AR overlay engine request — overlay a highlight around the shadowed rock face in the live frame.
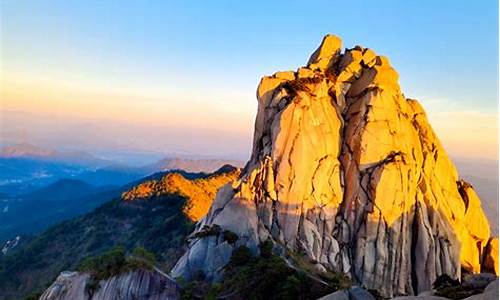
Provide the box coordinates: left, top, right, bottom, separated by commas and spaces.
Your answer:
171, 34, 497, 298
39, 270, 179, 300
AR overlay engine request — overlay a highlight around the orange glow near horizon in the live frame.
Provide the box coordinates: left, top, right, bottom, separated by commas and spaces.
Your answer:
1, 75, 256, 134
1, 75, 498, 161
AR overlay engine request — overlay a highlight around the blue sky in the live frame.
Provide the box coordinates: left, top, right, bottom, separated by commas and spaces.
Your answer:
1, 0, 498, 160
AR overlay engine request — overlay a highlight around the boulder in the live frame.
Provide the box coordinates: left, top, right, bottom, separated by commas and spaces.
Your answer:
392, 296, 448, 300
317, 286, 375, 300
317, 290, 349, 300
349, 287, 376, 300
39, 271, 89, 300
462, 273, 496, 290
463, 279, 499, 300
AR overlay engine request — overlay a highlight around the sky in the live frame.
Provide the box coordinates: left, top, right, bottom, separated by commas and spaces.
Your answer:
1, 0, 498, 162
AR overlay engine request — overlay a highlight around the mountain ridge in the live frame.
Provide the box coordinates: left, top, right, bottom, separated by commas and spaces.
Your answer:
0, 166, 238, 300
0, 143, 109, 167
0, 179, 121, 240
122, 165, 240, 221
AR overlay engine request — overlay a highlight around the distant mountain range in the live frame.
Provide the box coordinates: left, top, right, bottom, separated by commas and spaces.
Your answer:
0, 144, 116, 195
0, 144, 244, 195
461, 175, 499, 236
454, 157, 499, 235
0, 143, 110, 167
0, 179, 121, 240
0, 143, 245, 172
144, 157, 244, 174
0, 144, 246, 248
0, 166, 236, 299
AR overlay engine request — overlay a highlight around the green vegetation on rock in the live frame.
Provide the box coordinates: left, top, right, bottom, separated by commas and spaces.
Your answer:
77, 246, 157, 295
78, 246, 155, 279
0, 193, 195, 300
222, 230, 239, 244
433, 274, 495, 300
192, 224, 221, 239
180, 241, 351, 300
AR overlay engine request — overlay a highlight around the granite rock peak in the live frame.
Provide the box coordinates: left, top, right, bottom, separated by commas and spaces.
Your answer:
171, 34, 497, 298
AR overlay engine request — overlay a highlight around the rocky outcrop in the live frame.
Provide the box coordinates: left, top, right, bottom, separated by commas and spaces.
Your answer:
482, 237, 499, 275
39, 271, 90, 300
319, 276, 500, 300
318, 286, 375, 300
463, 279, 499, 300
39, 269, 179, 300
171, 34, 497, 298
392, 296, 449, 300
122, 165, 240, 221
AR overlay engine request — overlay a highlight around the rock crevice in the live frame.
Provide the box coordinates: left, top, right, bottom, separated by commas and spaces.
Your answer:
171, 34, 497, 298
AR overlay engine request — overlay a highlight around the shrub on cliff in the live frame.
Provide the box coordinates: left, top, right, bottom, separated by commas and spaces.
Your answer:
181, 241, 349, 300
78, 246, 157, 295
222, 230, 239, 244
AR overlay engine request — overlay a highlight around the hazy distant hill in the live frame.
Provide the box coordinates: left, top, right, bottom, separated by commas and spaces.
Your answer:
454, 157, 499, 181
0, 144, 245, 196
0, 166, 236, 300
75, 164, 148, 186
0, 143, 109, 167
0, 144, 115, 195
0, 157, 241, 240
454, 157, 499, 235
0, 179, 120, 240
0, 158, 89, 195
461, 175, 499, 235
145, 157, 244, 174
74, 157, 244, 186
0, 145, 142, 195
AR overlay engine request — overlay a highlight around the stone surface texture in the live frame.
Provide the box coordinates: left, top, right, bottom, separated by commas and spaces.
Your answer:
317, 286, 375, 300
171, 34, 498, 298
39, 269, 179, 300
482, 237, 499, 275
463, 279, 499, 300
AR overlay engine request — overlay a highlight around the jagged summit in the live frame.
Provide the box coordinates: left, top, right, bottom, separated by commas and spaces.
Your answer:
172, 34, 497, 297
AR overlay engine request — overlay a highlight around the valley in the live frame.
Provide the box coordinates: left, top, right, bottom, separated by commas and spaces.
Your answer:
0, 165, 238, 299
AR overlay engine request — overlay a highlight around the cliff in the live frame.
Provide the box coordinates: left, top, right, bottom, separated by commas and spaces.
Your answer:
39, 269, 179, 300
171, 34, 498, 298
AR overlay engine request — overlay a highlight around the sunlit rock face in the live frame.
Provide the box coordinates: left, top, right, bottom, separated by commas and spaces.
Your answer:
483, 237, 499, 275
171, 34, 496, 297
